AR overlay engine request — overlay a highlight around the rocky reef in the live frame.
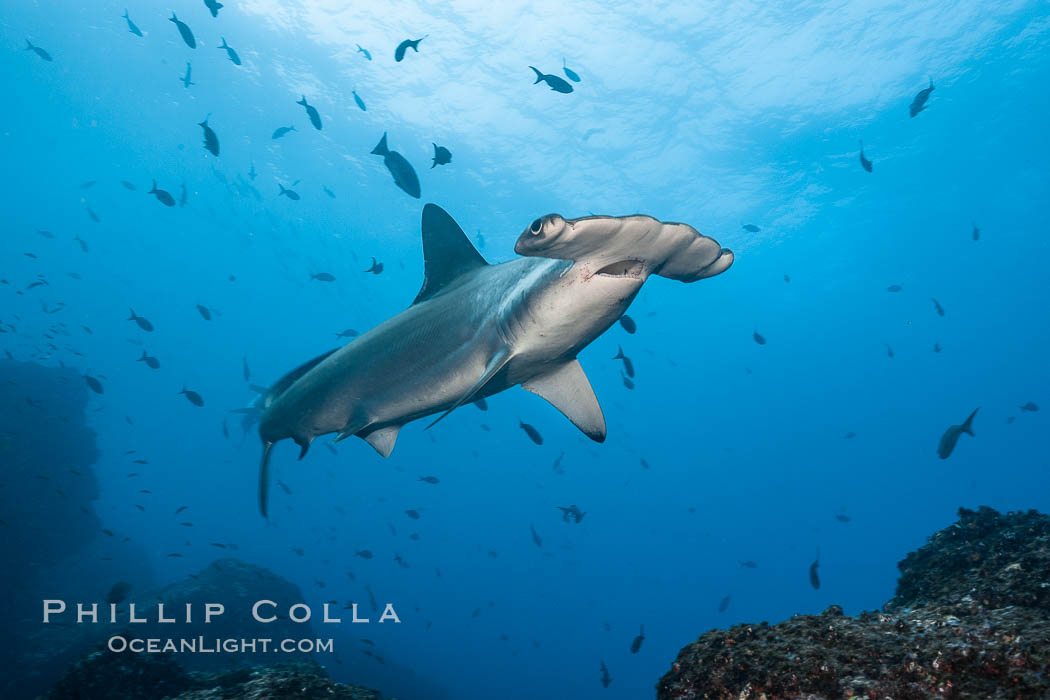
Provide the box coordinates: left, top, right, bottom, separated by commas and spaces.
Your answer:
48, 654, 390, 700
657, 506, 1050, 699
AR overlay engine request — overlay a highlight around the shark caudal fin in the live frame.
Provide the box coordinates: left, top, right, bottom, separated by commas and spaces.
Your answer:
961, 407, 979, 436
259, 441, 273, 517
413, 203, 489, 303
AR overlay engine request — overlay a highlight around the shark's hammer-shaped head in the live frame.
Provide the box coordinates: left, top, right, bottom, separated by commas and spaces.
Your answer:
514, 213, 733, 282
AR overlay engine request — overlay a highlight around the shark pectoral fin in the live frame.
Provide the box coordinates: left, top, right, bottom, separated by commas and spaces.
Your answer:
259, 441, 274, 518
523, 360, 606, 442
361, 425, 401, 458
426, 347, 513, 430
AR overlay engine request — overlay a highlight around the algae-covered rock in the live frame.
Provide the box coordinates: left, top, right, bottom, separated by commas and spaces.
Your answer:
658, 506, 1050, 699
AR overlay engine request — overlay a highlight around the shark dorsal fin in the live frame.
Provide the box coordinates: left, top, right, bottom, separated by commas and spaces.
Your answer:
414, 204, 488, 304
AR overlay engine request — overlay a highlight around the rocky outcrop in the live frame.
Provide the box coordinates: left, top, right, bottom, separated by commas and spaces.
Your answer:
657, 506, 1050, 699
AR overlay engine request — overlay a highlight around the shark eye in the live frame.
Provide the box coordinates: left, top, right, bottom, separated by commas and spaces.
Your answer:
530, 219, 542, 234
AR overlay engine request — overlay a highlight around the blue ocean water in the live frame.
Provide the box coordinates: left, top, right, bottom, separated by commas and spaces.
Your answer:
2, 1, 1049, 698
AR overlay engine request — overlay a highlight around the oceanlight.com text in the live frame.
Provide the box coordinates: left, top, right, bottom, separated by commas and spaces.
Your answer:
106, 636, 334, 654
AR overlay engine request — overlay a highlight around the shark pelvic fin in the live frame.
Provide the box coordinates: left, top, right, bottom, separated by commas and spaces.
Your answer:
523, 359, 606, 442
361, 425, 402, 458
258, 441, 274, 518
413, 204, 489, 304
426, 347, 513, 430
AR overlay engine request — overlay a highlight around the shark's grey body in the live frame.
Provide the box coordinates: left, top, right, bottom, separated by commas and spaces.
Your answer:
257, 204, 732, 515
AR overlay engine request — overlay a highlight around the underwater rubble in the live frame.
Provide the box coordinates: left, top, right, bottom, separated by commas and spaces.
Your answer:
657, 506, 1050, 699
48, 655, 390, 700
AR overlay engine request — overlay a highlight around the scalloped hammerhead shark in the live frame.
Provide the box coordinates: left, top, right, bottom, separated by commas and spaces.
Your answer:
256, 204, 733, 516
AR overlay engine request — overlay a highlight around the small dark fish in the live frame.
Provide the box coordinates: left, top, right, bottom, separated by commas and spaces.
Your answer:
529, 66, 573, 93
218, 37, 240, 65
178, 183, 188, 208
197, 117, 220, 157
1019, 402, 1039, 413
742, 223, 760, 233
931, 298, 945, 316
84, 375, 104, 394
272, 125, 296, 139
355, 550, 374, 559
405, 509, 421, 519
519, 420, 543, 445
562, 58, 580, 82
25, 40, 52, 62
618, 315, 636, 334
80, 180, 96, 189
613, 345, 634, 377
753, 330, 766, 345
395, 36, 426, 62
323, 185, 335, 198
196, 304, 212, 320
120, 180, 137, 191
431, 144, 451, 168
122, 10, 143, 37
844, 431, 856, 439
630, 625, 645, 654
311, 272, 336, 282
353, 90, 367, 111
834, 513, 852, 523
809, 551, 821, 589
418, 475, 440, 484
972, 221, 980, 241
371, 133, 421, 198
203, 0, 223, 18
137, 351, 160, 369
297, 96, 322, 130
530, 523, 542, 548
599, 660, 611, 688
784, 274, 791, 282
180, 386, 204, 407
718, 595, 731, 612
86, 204, 100, 223
278, 183, 300, 200
335, 328, 359, 338
148, 180, 175, 206
168, 13, 196, 49
909, 78, 934, 118
933, 343, 942, 353
739, 560, 758, 569
106, 581, 132, 605
181, 62, 194, 88
357, 44, 371, 60
887, 284, 902, 292
937, 407, 979, 459
640, 458, 649, 470
859, 140, 873, 173
886, 344, 895, 358
127, 308, 154, 331
365, 257, 384, 274
242, 357, 251, 382
473, 397, 488, 411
